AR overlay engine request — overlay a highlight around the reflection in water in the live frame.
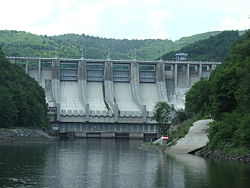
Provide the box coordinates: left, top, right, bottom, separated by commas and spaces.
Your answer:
0, 140, 50, 187
207, 159, 250, 188
166, 153, 208, 188
0, 139, 250, 188
41, 139, 163, 188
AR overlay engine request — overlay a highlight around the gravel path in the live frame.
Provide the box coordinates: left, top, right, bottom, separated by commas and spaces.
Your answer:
167, 119, 213, 154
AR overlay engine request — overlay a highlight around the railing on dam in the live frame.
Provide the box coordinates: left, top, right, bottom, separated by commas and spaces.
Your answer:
6, 56, 221, 135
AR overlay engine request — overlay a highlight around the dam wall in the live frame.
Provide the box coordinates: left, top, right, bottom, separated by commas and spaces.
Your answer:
8, 57, 220, 136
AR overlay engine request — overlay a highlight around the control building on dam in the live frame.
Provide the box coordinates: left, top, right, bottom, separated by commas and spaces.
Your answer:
7, 56, 221, 138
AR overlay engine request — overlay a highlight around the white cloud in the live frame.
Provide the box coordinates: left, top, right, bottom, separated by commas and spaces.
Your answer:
30, 0, 130, 36
0, 0, 249, 40
220, 15, 250, 31
148, 10, 171, 39
0, 0, 54, 31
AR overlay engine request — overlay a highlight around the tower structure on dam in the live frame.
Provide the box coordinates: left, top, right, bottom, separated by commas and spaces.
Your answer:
7, 57, 221, 138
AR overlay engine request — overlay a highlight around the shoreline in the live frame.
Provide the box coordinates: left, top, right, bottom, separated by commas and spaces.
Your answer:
139, 142, 250, 162
2, 128, 249, 162
138, 142, 166, 152
0, 128, 58, 141
194, 148, 250, 162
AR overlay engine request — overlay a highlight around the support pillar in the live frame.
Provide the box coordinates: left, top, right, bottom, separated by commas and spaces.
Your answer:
131, 61, 145, 121
211, 65, 217, 71
156, 61, 168, 102
156, 61, 165, 82
56, 103, 60, 122
104, 61, 112, 81
199, 64, 202, 78
104, 61, 118, 122
52, 59, 60, 122
38, 59, 41, 84
142, 105, 147, 123
174, 63, 178, 88
85, 104, 89, 122
78, 60, 86, 80
25, 63, 29, 74
78, 60, 89, 120
52, 59, 60, 80
186, 63, 190, 88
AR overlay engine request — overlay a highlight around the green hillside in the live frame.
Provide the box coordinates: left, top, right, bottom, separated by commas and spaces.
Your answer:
174, 31, 222, 49
0, 47, 49, 129
185, 30, 250, 153
0, 30, 222, 60
161, 31, 243, 61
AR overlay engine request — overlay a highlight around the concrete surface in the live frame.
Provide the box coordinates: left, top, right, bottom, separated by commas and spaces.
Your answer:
167, 119, 213, 154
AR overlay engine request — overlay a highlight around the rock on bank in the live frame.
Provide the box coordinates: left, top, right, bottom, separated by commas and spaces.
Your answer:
0, 128, 53, 139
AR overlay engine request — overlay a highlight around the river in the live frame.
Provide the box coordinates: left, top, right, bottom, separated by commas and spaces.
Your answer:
0, 139, 250, 188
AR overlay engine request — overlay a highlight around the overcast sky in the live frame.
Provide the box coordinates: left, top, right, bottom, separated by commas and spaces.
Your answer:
0, 0, 249, 40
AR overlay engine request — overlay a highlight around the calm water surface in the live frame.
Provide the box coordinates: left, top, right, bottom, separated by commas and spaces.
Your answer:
0, 139, 250, 188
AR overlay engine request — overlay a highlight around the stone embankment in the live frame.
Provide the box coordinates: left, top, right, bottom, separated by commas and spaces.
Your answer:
195, 148, 250, 162
0, 128, 54, 139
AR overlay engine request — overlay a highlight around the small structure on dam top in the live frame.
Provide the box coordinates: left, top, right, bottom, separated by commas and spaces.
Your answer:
7, 56, 221, 138
175, 53, 188, 61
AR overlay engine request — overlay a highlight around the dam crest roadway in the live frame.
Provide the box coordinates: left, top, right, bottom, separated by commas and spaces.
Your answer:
7, 56, 221, 139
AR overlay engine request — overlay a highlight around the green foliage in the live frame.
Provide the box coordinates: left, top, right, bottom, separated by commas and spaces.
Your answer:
209, 63, 240, 120
185, 78, 211, 115
208, 112, 250, 152
0, 30, 228, 61
0, 30, 174, 60
0, 86, 18, 127
152, 101, 173, 134
208, 31, 250, 120
0, 47, 49, 129
184, 30, 250, 152
172, 111, 193, 125
174, 31, 222, 48
162, 31, 243, 61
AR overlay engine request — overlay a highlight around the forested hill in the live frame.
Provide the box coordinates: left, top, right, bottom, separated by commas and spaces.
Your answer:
0, 30, 221, 60
185, 30, 250, 153
0, 48, 49, 129
161, 31, 243, 61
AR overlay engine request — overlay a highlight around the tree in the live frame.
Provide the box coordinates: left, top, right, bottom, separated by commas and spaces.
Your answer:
184, 30, 250, 151
209, 63, 240, 120
152, 101, 173, 135
0, 47, 49, 129
185, 78, 211, 115
209, 31, 250, 150
0, 86, 18, 128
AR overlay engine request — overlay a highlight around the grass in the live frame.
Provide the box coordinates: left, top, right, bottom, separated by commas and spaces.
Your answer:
168, 114, 203, 144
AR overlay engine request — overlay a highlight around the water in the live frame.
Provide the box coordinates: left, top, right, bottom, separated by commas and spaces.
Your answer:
0, 139, 250, 188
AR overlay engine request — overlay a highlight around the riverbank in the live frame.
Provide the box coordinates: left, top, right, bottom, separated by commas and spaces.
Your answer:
0, 128, 57, 140
195, 148, 250, 162
139, 142, 166, 152
141, 118, 250, 162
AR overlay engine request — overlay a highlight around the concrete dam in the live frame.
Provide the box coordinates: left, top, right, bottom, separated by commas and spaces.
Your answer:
8, 57, 220, 138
